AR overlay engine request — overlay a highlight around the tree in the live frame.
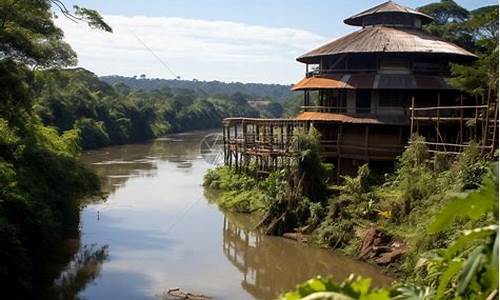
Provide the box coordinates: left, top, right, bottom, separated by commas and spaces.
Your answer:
418, 1, 499, 119
0, 0, 111, 68
0, 1, 109, 296
266, 102, 284, 118
418, 0, 474, 50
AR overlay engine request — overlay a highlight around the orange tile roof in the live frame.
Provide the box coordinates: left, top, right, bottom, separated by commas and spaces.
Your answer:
295, 112, 408, 125
291, 75, 354, 90
292, 74, 453, 90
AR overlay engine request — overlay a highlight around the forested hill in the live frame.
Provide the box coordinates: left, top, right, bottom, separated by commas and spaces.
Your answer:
34, 68, 265, 149
100, 75, 294, 103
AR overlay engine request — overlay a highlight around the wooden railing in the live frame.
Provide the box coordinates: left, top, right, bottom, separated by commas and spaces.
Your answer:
305, 68, 377, 78
301, 106, 347, 113
409, 97, 498, 156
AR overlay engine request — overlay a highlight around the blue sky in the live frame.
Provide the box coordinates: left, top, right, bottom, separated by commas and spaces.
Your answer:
57, 0, 497, 84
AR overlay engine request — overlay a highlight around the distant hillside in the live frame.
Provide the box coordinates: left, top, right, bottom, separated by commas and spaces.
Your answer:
100, 76, 295, 103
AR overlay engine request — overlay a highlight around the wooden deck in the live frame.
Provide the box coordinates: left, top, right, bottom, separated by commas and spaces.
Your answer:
222, 97, 498, 173
223, 118, 310, 171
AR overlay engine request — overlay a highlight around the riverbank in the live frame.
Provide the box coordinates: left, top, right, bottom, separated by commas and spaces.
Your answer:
33, 68, 275, 151
38, 131, 393, 299
203, 135, 496, 283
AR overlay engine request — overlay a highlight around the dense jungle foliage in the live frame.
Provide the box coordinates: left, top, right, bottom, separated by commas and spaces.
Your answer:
100, 75, 294, 103
0, 0, 109, 297
0, 1, 291, 296
204, 3, 500, 294
33, 68, 263, 149
204, 134, 498, 299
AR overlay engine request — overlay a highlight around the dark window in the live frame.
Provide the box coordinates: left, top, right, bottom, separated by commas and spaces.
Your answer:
379, 58, 410, 74
324, 90, 347, 112
356, 90, 371, 113
379, 91, 407, 107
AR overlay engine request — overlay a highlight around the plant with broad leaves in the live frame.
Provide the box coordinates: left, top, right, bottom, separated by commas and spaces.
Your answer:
278, 275, 391, 300
421, 163, 499, 299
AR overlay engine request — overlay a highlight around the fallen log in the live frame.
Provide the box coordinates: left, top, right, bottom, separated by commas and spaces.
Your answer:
283, 232, 308, 243
163, 288, 212, 300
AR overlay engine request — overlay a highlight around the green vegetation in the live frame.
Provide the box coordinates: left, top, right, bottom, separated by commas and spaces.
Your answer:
274, 2, 499, 298
280, 157, 498, 299
419, 0, 499, 104
204, 166, 287, 213
33, 68, 261, 149
0, 0, 108, 296
100, 75, 294, 103
204, 129, 332, 235
205, 133, 497, 299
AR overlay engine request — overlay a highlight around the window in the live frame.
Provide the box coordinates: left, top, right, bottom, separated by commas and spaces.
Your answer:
323, 90, 347, 112
379, 91, 407, 107
356, 90, 371, 113
379, 58, 410, 74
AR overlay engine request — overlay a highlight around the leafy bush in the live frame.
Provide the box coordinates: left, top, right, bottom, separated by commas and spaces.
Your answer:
279, 275, 392, 300
203, 166, 281, 213
297, 128, 332, 202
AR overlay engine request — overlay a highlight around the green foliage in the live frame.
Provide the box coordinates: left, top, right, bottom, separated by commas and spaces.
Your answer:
282, 157, 498, 299
417, 163, 499, 299
33, 68, 260, 149
203, 166, 279, 213
0, 1, 106, 296
283, 94, 303, 117
279, 275, 391, 300
297, 128, 332, 202
428, 163, 497, 233
204, 131, 333, 234
73, 5, 113, 32
0, 0, 110, 68
419, 0, 499, 101
101, 75, 295, 103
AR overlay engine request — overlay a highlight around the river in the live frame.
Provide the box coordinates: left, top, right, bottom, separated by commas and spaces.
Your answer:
49, 130, 392, 300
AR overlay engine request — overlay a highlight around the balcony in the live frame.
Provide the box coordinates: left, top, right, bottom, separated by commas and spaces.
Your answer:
301, 106, 347, 113
306, 68, 377, 78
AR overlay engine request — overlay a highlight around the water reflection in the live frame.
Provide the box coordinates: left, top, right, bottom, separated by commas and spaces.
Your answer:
79, 133, 207, 196
44, 130, 393, 300
41, 244, 109, 300
222, 212, 392, 299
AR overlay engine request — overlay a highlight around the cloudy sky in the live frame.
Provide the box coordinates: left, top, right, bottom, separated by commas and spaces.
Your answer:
55, 0, 496, 84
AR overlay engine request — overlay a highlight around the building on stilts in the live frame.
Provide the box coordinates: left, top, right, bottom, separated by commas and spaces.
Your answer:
222, 1, 498, 175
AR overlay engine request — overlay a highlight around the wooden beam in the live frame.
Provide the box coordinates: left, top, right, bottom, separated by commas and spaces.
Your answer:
410, 96, 415, 137
336, 124, 343, 181
364, 125, 369, 160
460, 94, 464, 144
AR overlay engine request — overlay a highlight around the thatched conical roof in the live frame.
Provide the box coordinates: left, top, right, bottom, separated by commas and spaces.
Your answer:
344, 1, 433, 26
297, 26, 477, 64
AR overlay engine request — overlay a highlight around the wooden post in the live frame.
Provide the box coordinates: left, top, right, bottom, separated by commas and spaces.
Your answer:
491, 100, 499, 155
234, 124, 239, 169
336, 124, 343, 181
223, 125, 227, 164
410, 96, 415, 137
475, 96, 479, 139
460, 94, 464, 145
242, 121, 247, 168
482, 93, 491, 151
364, 125, 369, 160
436, 93, 441, 146
399, 126, 403, 152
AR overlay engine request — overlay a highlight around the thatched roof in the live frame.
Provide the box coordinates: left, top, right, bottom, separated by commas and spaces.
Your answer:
291, 74, 454, 91
344, 1, 433, 26
297, 26, 477, 64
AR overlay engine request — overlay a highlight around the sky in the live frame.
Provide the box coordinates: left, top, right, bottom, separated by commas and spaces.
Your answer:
55, 0, 497, 84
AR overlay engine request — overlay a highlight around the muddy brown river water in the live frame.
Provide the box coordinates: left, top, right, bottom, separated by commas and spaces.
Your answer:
50, 130, 392, 300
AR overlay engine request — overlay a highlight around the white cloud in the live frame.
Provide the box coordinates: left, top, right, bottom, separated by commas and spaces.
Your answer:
54, 15, 326, 84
